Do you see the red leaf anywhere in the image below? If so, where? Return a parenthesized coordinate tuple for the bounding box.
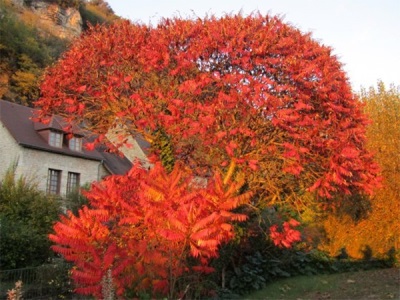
(85, 142, 95, 151)
(124, 76, 132, 82)
(248, 160, 258, 171)
(76, 85, 87, 93)
(341, 147, 359, 159)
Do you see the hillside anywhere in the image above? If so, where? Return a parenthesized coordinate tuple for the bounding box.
(0, 0, 118, 106)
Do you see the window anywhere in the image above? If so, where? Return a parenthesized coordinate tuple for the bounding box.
(49, 131, 63, 148)
(67, 172, 80, 194)
(69, 136, 82, 152)
(47, 169, 61, 195)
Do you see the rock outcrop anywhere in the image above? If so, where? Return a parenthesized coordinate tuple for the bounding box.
(10, 0, 82, 39)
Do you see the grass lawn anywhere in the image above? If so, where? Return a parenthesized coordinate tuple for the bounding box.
(245, 267, 399, 299)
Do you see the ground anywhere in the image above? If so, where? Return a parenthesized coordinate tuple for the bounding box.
(247, 267, 400, 299)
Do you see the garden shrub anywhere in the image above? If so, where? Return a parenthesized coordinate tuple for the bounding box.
(218, 247, 394, 297)
(0, 167, 61, 269)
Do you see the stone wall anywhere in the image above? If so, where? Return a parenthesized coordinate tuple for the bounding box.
(0, 121, 21, 178)
(31, 1, 82, 39)
(20, 148, 109, 195)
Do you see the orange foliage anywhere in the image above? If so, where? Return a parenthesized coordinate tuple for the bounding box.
(320, 82, 400, 260)
(49, 162, 252, 298)
(36, 15, 380, 211)
(38, 15, 387, 296)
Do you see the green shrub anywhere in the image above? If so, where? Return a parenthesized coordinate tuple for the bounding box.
(64, 183, 90, 215)
(212, 231, 395, 297)
(0, 167, 61, 269)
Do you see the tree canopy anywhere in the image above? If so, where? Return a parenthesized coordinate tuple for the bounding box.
(36, 15, 380, 208)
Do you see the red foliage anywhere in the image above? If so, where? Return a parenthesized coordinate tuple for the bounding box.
(41, 14, 382, 296)
(269, 219, 302, 248)
(36, 15, 380, 205)
(49, 162, 252, 297)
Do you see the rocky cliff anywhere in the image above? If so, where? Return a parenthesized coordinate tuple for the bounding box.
(10, 0, 82, 40)
(1, 0, 116, 105)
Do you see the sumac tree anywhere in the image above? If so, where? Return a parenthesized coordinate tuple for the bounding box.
(36, 15, 380, 208)
(50, 162, 251, 298)
(37, 14, 382, 297)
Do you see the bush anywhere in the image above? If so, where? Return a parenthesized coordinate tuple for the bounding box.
(211, 226, 395, 297)
(64, 183, 89, 215)
(0, 167, 61, 269)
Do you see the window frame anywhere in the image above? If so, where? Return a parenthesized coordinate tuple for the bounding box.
(47, 169, 61, 195)
(67, 172, 80, 194)
(69, 136, 83, 152)
(49, 131, 63, 148)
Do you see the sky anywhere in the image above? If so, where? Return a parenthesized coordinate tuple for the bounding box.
(106, 0, 400, 92)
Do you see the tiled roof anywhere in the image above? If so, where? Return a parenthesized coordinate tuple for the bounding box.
(0, 100, 133, 175)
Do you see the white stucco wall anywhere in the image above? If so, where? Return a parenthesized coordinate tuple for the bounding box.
(0, 122, 109, 196)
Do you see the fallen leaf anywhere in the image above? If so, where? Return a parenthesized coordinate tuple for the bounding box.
(347, 279, 356, 283)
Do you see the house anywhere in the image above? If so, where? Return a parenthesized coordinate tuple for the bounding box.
(0, 100, 149, 196)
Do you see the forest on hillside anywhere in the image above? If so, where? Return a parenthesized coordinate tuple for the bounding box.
(0, 0, 117, 106)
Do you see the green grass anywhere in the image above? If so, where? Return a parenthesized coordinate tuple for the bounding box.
(244, 268, 399, 299)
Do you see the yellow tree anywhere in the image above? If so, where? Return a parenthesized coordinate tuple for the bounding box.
(320, 81, 400, 260)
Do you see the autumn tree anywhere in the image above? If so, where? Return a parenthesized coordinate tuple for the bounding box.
(37, 15, 382, 297)
(50, 162, 252, 298)
(320, 81, 399, 260)
(36, 16, 380, 208)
